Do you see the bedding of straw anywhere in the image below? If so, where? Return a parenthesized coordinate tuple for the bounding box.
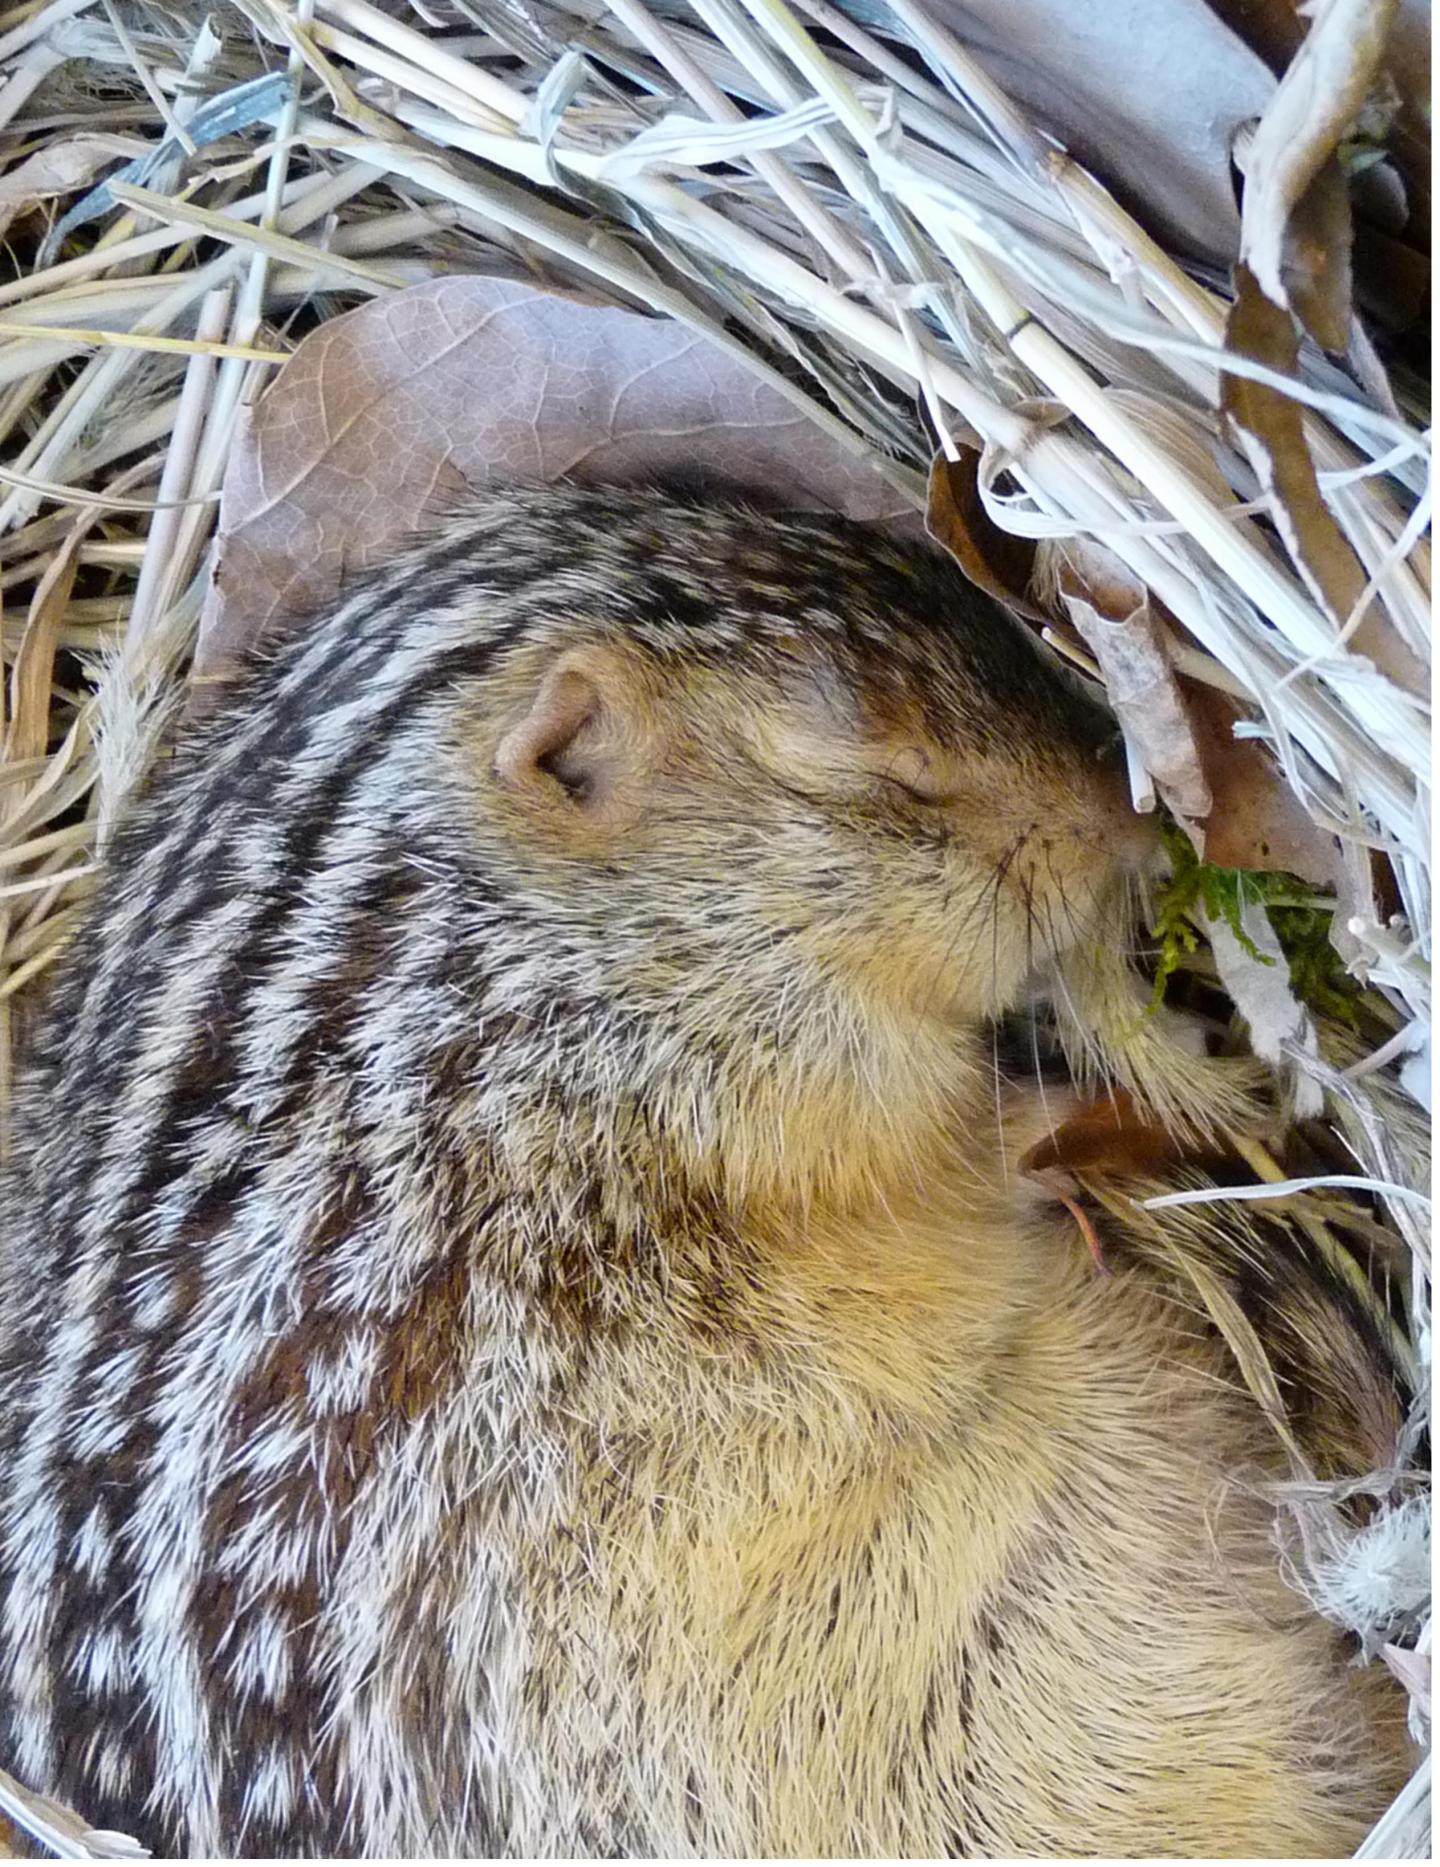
(0, 0, 1429, 1855)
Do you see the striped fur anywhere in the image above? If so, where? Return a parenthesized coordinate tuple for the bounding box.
(0, 485, 1408, 1856)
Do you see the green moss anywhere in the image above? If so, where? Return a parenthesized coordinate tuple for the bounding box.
(1147, 819, 1362, 1027)
(1266, 904, 1365, 1028)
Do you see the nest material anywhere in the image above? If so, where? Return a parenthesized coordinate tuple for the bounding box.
(0, 0, 1430, 1855)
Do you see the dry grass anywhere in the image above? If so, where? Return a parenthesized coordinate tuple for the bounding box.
(0, 0, 1429, 1854)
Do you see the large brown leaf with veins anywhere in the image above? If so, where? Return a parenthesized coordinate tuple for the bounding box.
(198, 275, 918, 687)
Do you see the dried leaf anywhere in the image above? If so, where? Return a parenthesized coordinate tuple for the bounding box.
(1281, 155, 1353, 352)
(1180, 679, 1340, 882)
(0, 135, 143, 239)
(1048, 541, 1349, 885)
(1018, 1086, 1187, 1179)
(1203, 897, 1323, 1119)
(1239, 0, 1397, 317)
(5, 527, 82, 766)
(1380, 1641, 1431, 1717)
(200, 276, 917, 684)
(924, 447, 1046, 622)
(1221, 266, 1425, 695)
(1207, 0, 1428, 295)
(1056, 541, 1212, 821)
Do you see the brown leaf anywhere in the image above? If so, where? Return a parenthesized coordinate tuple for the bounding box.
(199, 276, 919, 687)
(1221, 266, 1425, 695)
(1207, 0, 1427, 326)
(1238, 0, 1397, 316)
(924, 448, 1046, 622)
(1051, 539, 1343, 883)
(1056, 541, 1212, 821)
(1018, 1086, 1187, 1179)
(1180, 679, 1341, 882)
(1281, 155, 1353, 353)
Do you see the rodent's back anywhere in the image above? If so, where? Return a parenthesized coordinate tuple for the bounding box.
(0, 484, 1409, 1855)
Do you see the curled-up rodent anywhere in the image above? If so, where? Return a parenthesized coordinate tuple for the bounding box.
(0, 484, 1411, 1858)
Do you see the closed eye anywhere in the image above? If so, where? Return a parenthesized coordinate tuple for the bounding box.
(878, 772, 951, 807)
(873, 750, 959, 808)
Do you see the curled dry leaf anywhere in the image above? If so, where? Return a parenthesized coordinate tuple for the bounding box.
(0, 135, 145, 240)
(1221, 266, 1425, 696)
(199, 275, 917, 683)
(1055, 540, 1212, 822)
(1196, 0, 1427, 329)
(924, 447, 1047, 623)
(1277, 154, 1353, 354)
(1018, 1084, 1201, 1275)
(1238, 0, 1396, 334)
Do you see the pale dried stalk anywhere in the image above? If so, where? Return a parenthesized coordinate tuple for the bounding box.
(604, 0, 870, 277)
(109, 179, 408, 287)
(126, 284, 230, 645)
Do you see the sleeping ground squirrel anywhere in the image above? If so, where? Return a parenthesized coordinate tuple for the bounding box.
(0, 484, 1410, 1857)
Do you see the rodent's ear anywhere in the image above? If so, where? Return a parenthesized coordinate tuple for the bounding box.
(492, 654, 643, 816)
